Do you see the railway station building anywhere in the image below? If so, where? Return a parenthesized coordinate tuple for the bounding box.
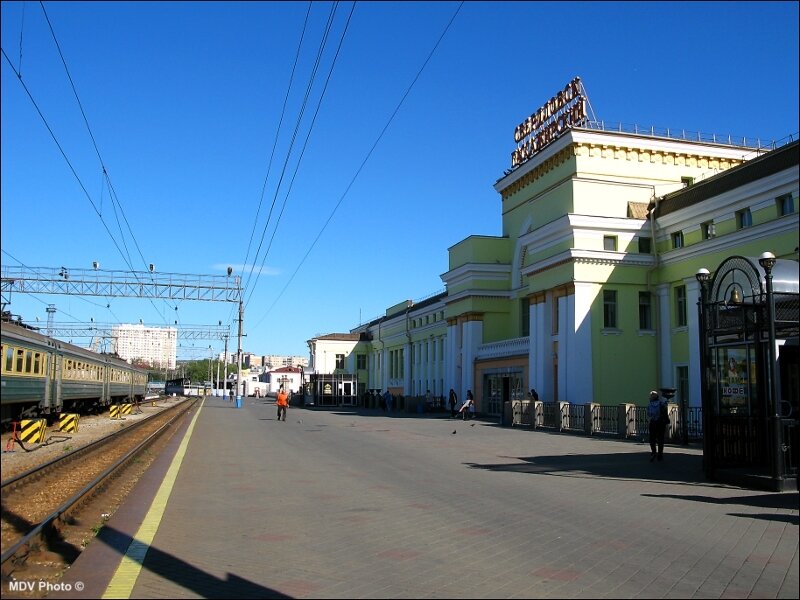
(308, 78, 799, 430)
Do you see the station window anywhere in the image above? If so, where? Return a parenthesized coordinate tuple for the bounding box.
(736, 208, 752, 229)
(777, 193, 795, 216)
(638, 236, 652, 254)
(639, 292, 653, 330)
(672, 232, 684, 249)
(702, 221, 716, 240)
(675, 285, 687, 327)
(603, 290, 617, 329)
(603, 235, 618, 251)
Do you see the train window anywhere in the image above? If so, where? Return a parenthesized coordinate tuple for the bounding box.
(4, 346, 13, 372)
(25, 351, 33, 373)
(16, 349, 25, 373)
(34, 352, 41, 374)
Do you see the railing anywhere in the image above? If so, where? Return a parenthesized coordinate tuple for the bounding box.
(592, 404, 618, 436)
(476, 337, 529, 361)
(564, 403, 585, 432)
(580, 121, 796, 153)
(511, 400, 694, 441)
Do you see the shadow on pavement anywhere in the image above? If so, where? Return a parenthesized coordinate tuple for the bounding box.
(642, 491, 799, 509)
(465, 450, 712, 486)
(96, 525, 290, 599)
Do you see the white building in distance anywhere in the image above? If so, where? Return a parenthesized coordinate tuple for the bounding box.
(112, 324, 177, 369)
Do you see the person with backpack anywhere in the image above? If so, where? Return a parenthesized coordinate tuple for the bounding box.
(647, 390, 668, 462)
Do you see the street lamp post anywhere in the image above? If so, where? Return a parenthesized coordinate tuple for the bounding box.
(695, 267, 712, 477)
(758, 251, 784, 489)
(208, 345, 213, 397)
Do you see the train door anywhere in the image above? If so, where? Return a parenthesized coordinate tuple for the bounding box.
(51, 352, 63, 412)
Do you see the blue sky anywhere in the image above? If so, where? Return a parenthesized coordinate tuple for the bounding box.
(2, 1, 798, 360)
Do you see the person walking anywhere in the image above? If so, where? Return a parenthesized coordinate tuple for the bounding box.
(647, 390, 667, 461)
(384, 389, 393, 413)
(276, 386, 289, 422)
(458, 391, 474, 420)
(449, 389, 458, 418)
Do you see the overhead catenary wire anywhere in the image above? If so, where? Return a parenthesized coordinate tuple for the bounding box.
(240, 1, 313, 278)
(250, 1, 465, 329)
(245, 1, 357, 309)
(242, 1, 343, 299)
(39, 2, 174, 323)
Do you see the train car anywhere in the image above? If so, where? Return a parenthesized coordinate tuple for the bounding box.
(1, 321, 147, 424)
(165, 377, 191, 396)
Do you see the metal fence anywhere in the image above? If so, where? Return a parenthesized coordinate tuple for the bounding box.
(509, 399, 703, 442)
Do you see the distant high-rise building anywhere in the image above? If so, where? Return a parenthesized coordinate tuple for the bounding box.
(112, 324, 177, 369)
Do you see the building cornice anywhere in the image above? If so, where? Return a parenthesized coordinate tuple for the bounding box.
(440, 262, 511, 288)
(496, 128, 751, 200)
(522, 249, 655, 278)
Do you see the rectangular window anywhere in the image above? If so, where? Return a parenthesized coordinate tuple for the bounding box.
(638, 236, 652, 254)
(701, 221, 716, 240)
(603, 290, 617, 328)
(4, 346, 13, 372)
(681, 176, 694, 187)
(603, 235, 617, 251)
(736, 208, 752, 229)
(672, 231, 684, 249)
(16, 349, 24, 373)
(356, 354, 366, 370)
(675, 285, 687, 327)
(639, 292, 652, 330)
(521, 299, 530, 337)
(552, 296, 559, 334)
(335, 354, 345, 370)
(777, 193, 795, 216)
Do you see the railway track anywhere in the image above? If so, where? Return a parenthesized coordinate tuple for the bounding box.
(0, 397, 197, 589)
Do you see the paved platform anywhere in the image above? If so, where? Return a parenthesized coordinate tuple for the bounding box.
(60, 395, 798, 599)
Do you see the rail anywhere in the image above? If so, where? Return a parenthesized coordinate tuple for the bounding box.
(1, 398, 196, 576)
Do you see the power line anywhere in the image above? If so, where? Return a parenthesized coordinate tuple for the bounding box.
(251, 1, 465, 329)
(242, 1, 342, 297)
(39, 2, 172, 322)
(246, 2, 357, 310)
(241, 1, 313, 277)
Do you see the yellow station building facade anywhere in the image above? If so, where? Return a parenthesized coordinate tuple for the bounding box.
(309, 78, 799, 418)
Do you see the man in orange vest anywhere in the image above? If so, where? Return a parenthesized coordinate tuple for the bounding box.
(276, 387, 289, 422)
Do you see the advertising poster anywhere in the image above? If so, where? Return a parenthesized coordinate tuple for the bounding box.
(719, 346, 753, 415)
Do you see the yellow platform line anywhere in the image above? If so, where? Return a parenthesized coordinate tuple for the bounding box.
(102, 398, 204, 599)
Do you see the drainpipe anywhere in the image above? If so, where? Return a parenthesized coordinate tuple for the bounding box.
(646, 187, 662, 392)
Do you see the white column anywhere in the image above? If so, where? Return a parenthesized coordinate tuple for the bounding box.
(686, 278, 702, 409)
(433, 337, 440, 396)
(570, 283, 594, 404)
(404, 341, 412, 395)
(445, 321, 459, 395)
(528, 300, 538, 392)
(557, 294, 568, 402)
(461, 319, 482, 396)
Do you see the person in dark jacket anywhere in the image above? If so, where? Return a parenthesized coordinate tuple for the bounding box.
(449, 389, 458, 418)
(647, 390, 667, 462)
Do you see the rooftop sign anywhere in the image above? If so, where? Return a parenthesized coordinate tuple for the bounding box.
(511, 76, 587, 168)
